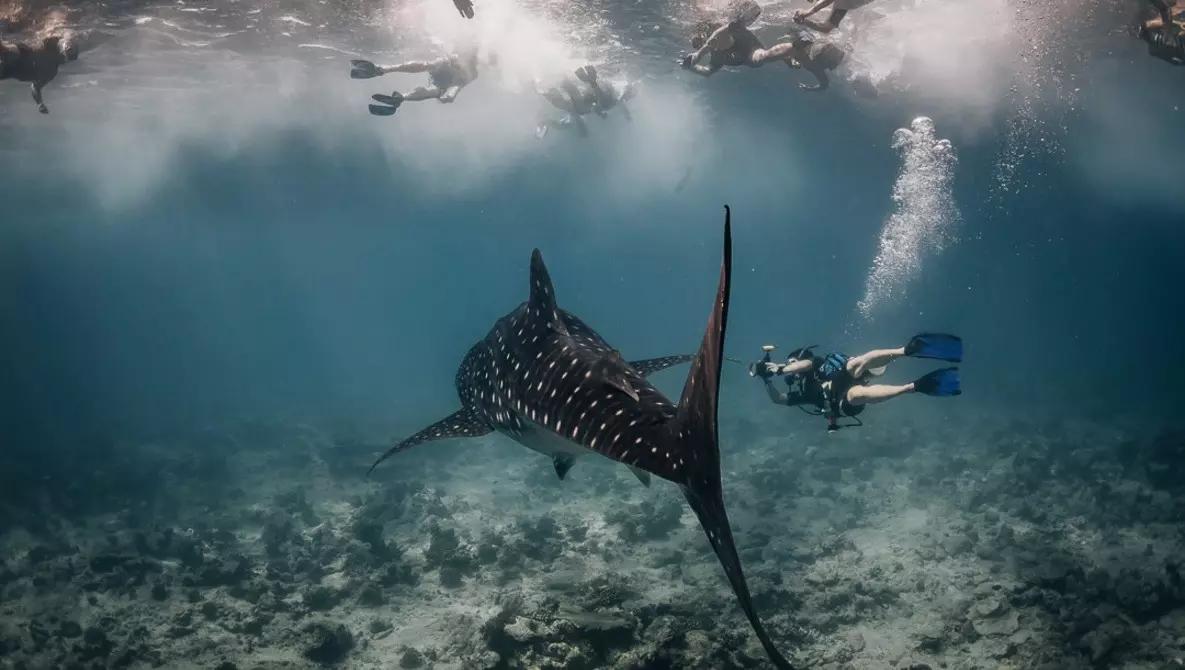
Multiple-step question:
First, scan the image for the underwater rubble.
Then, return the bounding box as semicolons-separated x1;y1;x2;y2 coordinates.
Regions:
0;418;1183;669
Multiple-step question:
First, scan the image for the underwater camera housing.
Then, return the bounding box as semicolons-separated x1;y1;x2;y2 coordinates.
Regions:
747;345;778;379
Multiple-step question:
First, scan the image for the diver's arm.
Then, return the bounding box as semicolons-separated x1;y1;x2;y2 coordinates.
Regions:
689;63;720;77
618;101;631;122
764;379;790;405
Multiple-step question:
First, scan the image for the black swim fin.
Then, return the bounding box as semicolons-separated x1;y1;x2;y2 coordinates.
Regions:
904;333;962;363
350;59;381;79
913;367;961;397
369;92;404;117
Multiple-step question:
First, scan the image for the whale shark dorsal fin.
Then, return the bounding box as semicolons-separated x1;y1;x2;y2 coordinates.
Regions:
367;408;493;477
591;350;640;400
627;465;652;487
529;249;569;337
552;454;576;480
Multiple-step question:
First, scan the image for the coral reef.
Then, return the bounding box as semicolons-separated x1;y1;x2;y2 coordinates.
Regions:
0;416;1183;668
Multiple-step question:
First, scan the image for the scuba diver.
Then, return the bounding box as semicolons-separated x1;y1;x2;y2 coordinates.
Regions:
0;30;79;114
751;333;963;432
350;48;493;116
535;65;637;139
793;0;877;34
681;0;802;77
1139;0;1184;65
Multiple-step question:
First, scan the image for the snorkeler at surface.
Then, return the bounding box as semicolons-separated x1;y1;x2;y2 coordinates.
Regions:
350;48;493;116
680;0;801;77
780;29;878;95
452;0;475;19
535;65;637;139
753;334;962;432
0;30;78;114
793;0;876;34
1139;0;1185;65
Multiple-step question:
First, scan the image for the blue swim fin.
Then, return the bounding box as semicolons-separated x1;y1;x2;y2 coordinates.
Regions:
904;332;962;363
913;367;961;397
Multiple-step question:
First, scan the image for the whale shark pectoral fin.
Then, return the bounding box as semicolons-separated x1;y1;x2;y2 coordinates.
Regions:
528;249;570;337
592;350;640;400
627;355;695;378
552;454;577;480
627;466;651;487
367;408;492;476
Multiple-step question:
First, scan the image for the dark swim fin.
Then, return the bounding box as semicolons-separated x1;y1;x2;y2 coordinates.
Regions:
350;59;381;79
368;104;397;116
913;367;961;397
904;332;962;363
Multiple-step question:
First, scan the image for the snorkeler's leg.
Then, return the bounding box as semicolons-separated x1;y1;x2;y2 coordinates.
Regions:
845;383;913;406
750;42;798;64
404;85;444;101
31;81;47;113
845;348;905;378
438;84;462;102
383;59;446;74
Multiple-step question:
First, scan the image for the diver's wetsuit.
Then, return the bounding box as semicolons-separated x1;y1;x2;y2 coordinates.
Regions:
771;352;867;428
814;353;867;420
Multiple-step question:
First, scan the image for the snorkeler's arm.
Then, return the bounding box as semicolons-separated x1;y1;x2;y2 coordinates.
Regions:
800;67;829;91
799;0;836;18
438;84;463;102
618;101;631;121
31;81;48;112
689;63;721;77
689;24;733;64
1150;0;1174;24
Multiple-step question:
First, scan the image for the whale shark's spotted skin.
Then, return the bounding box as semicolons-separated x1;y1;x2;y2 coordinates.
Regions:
370;206;792;669
368;310;697;485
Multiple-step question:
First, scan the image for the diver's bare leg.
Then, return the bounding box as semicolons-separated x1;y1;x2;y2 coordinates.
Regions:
438;84;463;103
845;347;905;378
846;383;913;405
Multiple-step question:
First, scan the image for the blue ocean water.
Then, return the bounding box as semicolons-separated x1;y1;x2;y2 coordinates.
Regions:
1;0;1184;666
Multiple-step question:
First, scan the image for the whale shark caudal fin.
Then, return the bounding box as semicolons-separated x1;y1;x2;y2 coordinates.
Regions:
366;408;492;476
671;206;794;669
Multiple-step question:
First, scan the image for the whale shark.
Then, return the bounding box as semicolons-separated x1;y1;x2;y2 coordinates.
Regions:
370;206;792;667
369;345;698;485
